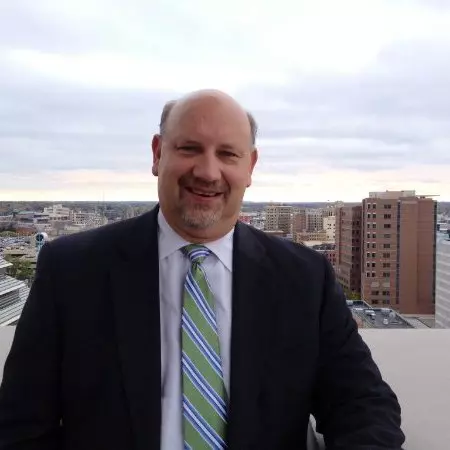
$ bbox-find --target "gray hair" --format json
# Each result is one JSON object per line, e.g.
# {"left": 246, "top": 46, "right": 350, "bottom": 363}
{"left": 159, "top": 100, "right": 258, "bottom": 145}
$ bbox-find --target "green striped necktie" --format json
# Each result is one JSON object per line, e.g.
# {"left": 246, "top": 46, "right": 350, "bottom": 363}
{"left": 181, "top": 244, "right": 228, "bottom": 450}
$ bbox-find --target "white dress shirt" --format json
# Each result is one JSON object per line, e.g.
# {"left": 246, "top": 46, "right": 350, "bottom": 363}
{"left": 158, "top": 211, "right": 233, "bottom": 450}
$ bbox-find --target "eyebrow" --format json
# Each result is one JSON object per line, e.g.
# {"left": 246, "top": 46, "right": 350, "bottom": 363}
{"left": 177, "top": 140, "right": 238, "bottom": 151}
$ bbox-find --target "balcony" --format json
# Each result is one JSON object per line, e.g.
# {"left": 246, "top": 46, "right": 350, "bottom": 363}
{"left": 1, "top": 327, "right": 449, "bottom": 449}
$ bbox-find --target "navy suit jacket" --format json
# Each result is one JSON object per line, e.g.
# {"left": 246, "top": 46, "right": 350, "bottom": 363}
{"left": 0, "top": 206, "right": 405, "bottom": 449}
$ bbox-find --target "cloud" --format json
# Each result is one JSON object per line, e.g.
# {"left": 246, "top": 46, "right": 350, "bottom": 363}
{"left": 1, "top": 0, "right": 450, "bottom": 201}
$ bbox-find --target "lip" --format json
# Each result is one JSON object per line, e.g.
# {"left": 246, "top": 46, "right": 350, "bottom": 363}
{"left": 184, "top": 187, "right": 224, "bottom": 202}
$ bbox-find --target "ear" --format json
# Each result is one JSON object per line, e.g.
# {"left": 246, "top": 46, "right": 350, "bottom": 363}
{"left": 151, "top": 134, "right": 162, "bottom": 176}
{"left": 246, "top": 148, "right": 258, "bottom": 188}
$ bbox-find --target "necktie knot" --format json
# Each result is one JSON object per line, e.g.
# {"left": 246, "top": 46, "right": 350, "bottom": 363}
{"left": 183, "top": 244, "right": 211, "bottom": 264}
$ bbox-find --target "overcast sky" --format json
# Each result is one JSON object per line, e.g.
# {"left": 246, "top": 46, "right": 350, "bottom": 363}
{"left": 1, "top": 0, "right": 449, "bottom": 202}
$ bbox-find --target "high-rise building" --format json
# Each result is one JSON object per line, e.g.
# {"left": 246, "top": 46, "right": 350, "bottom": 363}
{"left": 361, "top": 191, "right": 436, "bottom": 314}
{"left": 306, "top": 209, "right": 323, "bottom": 232}
{"left": 264, "top": 204, "right": 292, "bottom": 236}
{"left": 335, "top": 206, "right": 362, "bottom": 296}
{"left": 436, "top": 238, "right": 450, "bottom": 328}
{"left": 292, "top": 209, "right": 307, "bottom": 234}
{"left": 323, "top": 215, "right": 336, "bottom": 241}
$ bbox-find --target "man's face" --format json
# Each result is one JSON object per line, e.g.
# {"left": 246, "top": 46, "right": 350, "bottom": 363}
{"left": 152, "top": 96, "right": 258, "bottom": 241}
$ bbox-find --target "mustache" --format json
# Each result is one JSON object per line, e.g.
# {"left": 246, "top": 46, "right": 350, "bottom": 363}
{"left": 179, "top": 175, "right": 229, "bottom": 193}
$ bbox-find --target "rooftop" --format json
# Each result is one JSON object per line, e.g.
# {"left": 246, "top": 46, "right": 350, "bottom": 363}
{"left": 347, "top": 300, "right": 414, "bottom": 329}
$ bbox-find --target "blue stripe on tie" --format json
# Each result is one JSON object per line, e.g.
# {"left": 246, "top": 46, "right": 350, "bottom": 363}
{"left": 183, "top": 396, "right": 226, "bottom": 449}
{"left": 186, "top": 273, "right": 217, "bottom": 330}
{"left": 182, "top": 312, "right": 222, "bottom": 375}
{"left": 182, "top": 353, "right": 227, "bottom": 419}
{"left": 183, "top": 401, "right": 217, "bottom": 448}
{"left": 198, "top": 264, "right": 214, "bottom": 293}
{"left": 184, "top": 443, "right": 192, "bottom": 450}
{"left": 187, "top": 248, "right": 211, "bottom": 263}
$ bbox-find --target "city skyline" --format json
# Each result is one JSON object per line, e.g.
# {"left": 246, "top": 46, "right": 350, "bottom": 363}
{"left": 1, "top": 0, "right": 450, "bottom": 201}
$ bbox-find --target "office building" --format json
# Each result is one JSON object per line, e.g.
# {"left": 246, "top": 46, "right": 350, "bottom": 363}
{"left": 0, "top": 256, "right": 29, "bottom": 326}
{"left": 264, "top": 204, "right": 292, "bottom": 236}
{"left": 361, "top": 191, "right": 436, "bottom": 314}
{"left": 323, "top": 215, "right": 336, "bottom": 241}
{"left": 436, "top": 238, "right": 450, "bottom": 328}
{"left": 335, "top": 205, "right": 362, "bottom": 296}
{"left": 292, "top": 209, "right": 307, "bottom": 234}
{"left": 306, "top": 209, "right": 323, "bottom": 232}
{"left": 295, "top": 230, "right": 328, "bottom": 243}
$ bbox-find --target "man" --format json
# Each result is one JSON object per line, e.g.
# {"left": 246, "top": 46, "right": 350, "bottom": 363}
{"left": 0, "top": 90, "right": 405, "bottom": 449}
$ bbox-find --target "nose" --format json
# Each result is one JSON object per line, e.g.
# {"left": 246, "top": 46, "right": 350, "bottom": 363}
{"left": 191, "top": 150, "right": 222, "bottom": 183}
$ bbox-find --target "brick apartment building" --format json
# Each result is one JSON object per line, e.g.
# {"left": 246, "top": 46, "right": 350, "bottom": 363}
{"left": 361, "top": 191, "right": 436, "bottom": 314}
{"left": 335, "top": 206, "right": 362, "bottom": 295}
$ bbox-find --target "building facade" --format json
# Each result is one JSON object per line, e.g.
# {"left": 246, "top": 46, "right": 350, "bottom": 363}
{"left": 306, "top": 209, "right": 323, "bottom": 232}
{"left": 323, "top": 215, "right": 336, "bottom": 241}
{"left": 361, "top": 191, "right": 436, "bottom": 314}
{"left": 335, "top": 205, "right": 362, "bottom": 296}
{"left": 436, "top": 238, "right": 450, "bottom": 328}
{"left": 264, "top": 204, "right": 292, "bottom": 236}
{"left": 292, "top": 209, "right": 307, "bottom": 234}
{"left": 295, "top": 230, "right": 328, "bottom": 244}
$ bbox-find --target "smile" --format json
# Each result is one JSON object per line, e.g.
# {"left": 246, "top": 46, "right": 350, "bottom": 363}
{"left": 185, "top": 187, "right": 223, "bottom": 198}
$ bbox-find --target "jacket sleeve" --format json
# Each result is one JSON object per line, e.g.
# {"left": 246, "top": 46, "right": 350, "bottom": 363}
{"left": 311, "top": 256, "right": 405, "bottom": 450}
{"left": 0, "top": 243, "right": 61, "bottom": 449}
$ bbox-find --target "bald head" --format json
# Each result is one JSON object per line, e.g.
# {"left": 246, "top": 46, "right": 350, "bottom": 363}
{"left": 159, "top": 90, "right": 258, "bottom": 145}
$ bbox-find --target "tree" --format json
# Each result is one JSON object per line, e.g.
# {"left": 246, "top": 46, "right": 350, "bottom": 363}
{"left": 4, "top": 256, "right": 35, "bottom": 282}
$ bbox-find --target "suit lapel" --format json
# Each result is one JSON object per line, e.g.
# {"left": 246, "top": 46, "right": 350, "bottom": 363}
{"left": 227, "top": 223, "right": 276, "bottom": 449}
{"left": 110, "top": 207, "right": 161, "bottom": 450}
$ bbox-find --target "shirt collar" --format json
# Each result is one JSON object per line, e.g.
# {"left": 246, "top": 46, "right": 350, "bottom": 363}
{"left": 157, "top": 210, "right": 234, "bottom": 271}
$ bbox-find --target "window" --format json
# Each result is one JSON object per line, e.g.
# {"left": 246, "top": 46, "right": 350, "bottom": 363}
{"left": 367, "top": 262, "right": 371, "bottom": 268}
{"left": 366, "top": 272, "right": 370, "bottom": 278}
{"left": 383, "top": 262, "right": 391, "bottom": 268}
{"left": 383, "top": 272, "right": 390, "bottom": 278}
{"left": 372, "top": 262, "right": 376, "bottom": 268}
{"left": 382, "top": 290, "right": 390, "bottom": 296}
{"left": 372, "top": 252, "right": 376, "bottom": 257}
{"left": 367, "top": 213, "right": 371, "bottom": 219}
{"left": 367, "top": 223, "right": 371, "bottom": 229}
{"left": 372, "top": 243, "right": 376, "bottom": 249}
{"left": 368, "top": 204, "right": 371, "bottom": 209}
{"left": 372, "top": 223, "right": 377, "bottom": 229}
{"left": 383, "top": 243, "right": 391, "bottom": 249}
{"left": 382, "top": 252, "right": 391, "bottom": 258}
{"left": 372, "top": 299, "right": 379, "bottom": 305}
{"left": 384, "top": 234, "right": 391, "bottom": 238}
{"left": 384, "top": 224, "right": 391, "bottom": 229}
{"left": 367, "top": 243, "right": 371, "bottom": 249}
{"left": 371, "top": 290, "right": 379, "bottom": 296}
{"left": 382, "top": 299, "right": 391, "bottom": 305}
{"left": 367, "top": 252, "right": 371, "bottom": 258}
{"left": 384, "top": 204, "right": 392, "bottom": 209}
{"left": 367, "top": 233, "right": 371, "bottom": 239}
{"left": 372, "top": 204, "right": 377, "bottom": 209}
{"left": 384, "top": 214, "right": 391, "bottom": 219}
{"left": 372, "top": 233, "right": 376, "bottom": 239}
{"left": 373, "top": 213, "right": 377, "bottom": 219}
{"left": 371, "top": 272, "right": 376, "bottom": 278}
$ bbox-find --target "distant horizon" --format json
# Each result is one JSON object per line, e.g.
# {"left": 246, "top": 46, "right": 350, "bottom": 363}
{"left": 1, "top": 199, "right": 449, "bottom": 205}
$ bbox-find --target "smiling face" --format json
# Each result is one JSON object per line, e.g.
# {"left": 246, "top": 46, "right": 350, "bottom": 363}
{"left": 152, "top": 92, "right": 258, "bottom": 242}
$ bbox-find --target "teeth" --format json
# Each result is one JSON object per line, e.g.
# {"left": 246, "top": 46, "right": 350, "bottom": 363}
{"left": 191, "top": 189, "right": 216, "bottom": 196}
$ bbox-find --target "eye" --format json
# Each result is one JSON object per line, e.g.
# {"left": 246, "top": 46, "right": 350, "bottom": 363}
{"left": 220, "top": 150, "right": 239, "bottom": 158}
{"left": 177, "top": 146, "right": 199, "bottom": 153}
